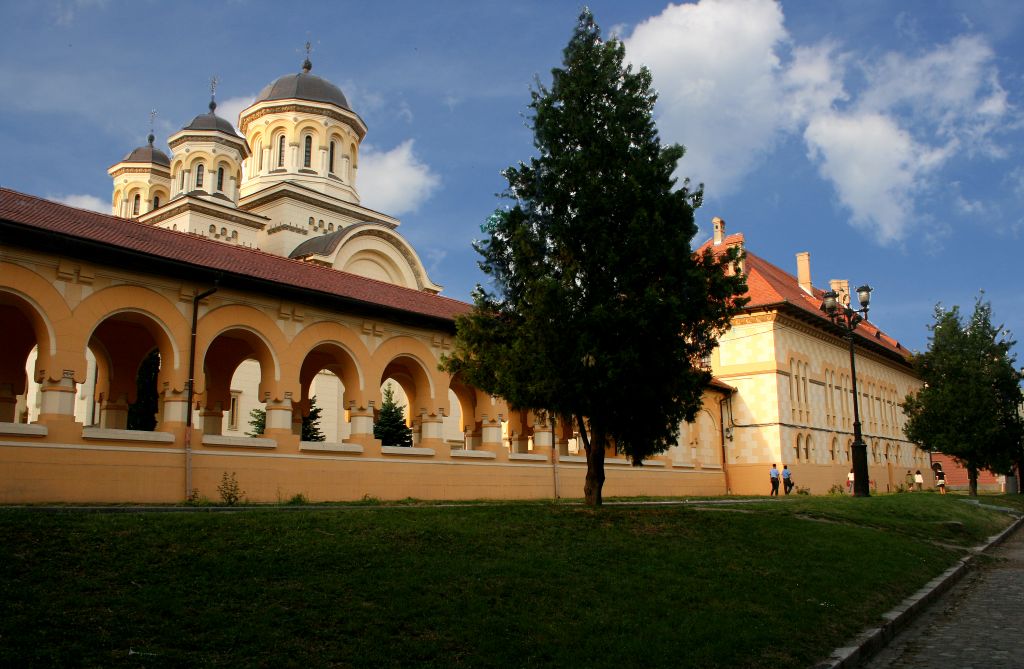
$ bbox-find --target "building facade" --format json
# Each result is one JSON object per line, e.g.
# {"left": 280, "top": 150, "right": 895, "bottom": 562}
{"left": 0, "top": 61, "right": 929, "bottom": 503}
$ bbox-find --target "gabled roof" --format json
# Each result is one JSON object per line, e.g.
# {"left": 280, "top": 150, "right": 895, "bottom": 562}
{"left": 696, "top": 234, "right": 911, "bottom": 361}
{"left": 1, "top": 188, "right": 469, "bottom": 325}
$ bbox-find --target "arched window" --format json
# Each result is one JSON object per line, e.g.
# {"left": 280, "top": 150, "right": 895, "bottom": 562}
{"left": 303, "top": 135, "right": 312, "bottom": 168}
{"left": 329, "top": 140, "right": 336, "bottom": 173}
{"left": 217, "top": 167, "right": 225, "bottom": 191}
{"left": 256, "top": 141, "right": 264, "bottom": 172}
{"left": 195, "top": 164, "right": 205, "bottom": 189}
{"left": 277, "top": 135, "right": 286, "bottom": 168}
{"left": 132, "top": 194, "right": 140, "bottom": 216}
{"left": 152, "top": 195, "right": 160, "bottom": 209}
{"left": 308, "top": 217, "right": 315, "bottom": 227}
{"left": 179, "top": 171, "right": 185, "bottom": 190}
{"left": 795, "top": 434, "right": 802, "bottom": 462}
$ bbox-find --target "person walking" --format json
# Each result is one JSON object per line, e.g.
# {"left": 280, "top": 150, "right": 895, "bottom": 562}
{"left": 782, "top": 465, "right": 793, "bottom": 495}
{"left": 769, "top": 464, "right": 780, "bottom": 496}
{"left": 936, "top": 467, "right": 946, "bottom": 494}
{"left": 905, "top": 469, "right": 914, "bottom": 491}
{"left": 914, "top": 469, "right": 924, "bottom": 491}
{"left": 847, "top": 468, "right": 855, "bottom": 492}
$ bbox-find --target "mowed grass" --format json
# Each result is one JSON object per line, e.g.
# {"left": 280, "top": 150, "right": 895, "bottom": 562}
{"left": 0, "top": 494, "right": 1018, "bottom": 668}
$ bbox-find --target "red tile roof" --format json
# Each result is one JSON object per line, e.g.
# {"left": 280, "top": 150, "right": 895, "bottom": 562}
{"left": 0, "top": 188, "right": 470, "bottom": 324}
{"left": 696, "top": 234, "right": 911, "bottom": 360}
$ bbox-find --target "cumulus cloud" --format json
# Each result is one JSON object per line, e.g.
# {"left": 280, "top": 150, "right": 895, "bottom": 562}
{"left": 620, "top": 0, "right": 1012, "bottom": 246}
{"left": 358, "top": 140, "right": 441, "bottom": 215}
{"left": 215, "top": 96, "right": 254, "bottom": 133}
{"left": 49, "top": 193, "right": 108, "bottom": 213}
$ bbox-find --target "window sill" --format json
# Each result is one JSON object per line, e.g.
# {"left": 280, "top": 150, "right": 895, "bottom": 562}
{"left": 299, "top": 441, "right": 363, "bottom": 454}
{"left": 451, "top": 449, "right": 497, "bottom": 459}
{"left": 83, "top": 427, "right": 174, "bottom": 443}
{"left": 0, "top": 422, "right": 48, "bottom": 437}
{"left": 202, "top": 435, "right": 276, "bottom": 449}
{"left": 381, "top": 446, "right": 435, "bottom": 457}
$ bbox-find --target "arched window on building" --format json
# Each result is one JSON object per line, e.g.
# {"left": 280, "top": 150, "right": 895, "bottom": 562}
{"left": 217, "top": 167, "right": 225, "bottom": 192}
{"left": 804, "top": 434, "right": 811, "bottom": 462}
{"left": 329, "top": 140, "right": 336, "bottom": 174}
{"left": 179, "top": 170, "right": 185, "bottom": 190}
{"left": 152, "top": 195, "right": 160, "bottom": 210}
{"left": 256, "top": 140, "right": 264, "bottom": 172}
{"left": 277, "top": 135, "right": 286, "bottom": 168}
{"left": 303, "top": 135, "right": 313, "bottom": 168}
{"left": 795, "top": 434, "right": 802, "bottom": 463}
{"left": 195, "top": 164, "right": 205, "bottom": 189}
{"left": 132, "top": 194, "right": 140, "bottom": 216}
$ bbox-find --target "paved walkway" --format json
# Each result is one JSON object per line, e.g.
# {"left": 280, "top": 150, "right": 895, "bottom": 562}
{"left": 863, "top": 523, "right": 1024, "bottom": 668}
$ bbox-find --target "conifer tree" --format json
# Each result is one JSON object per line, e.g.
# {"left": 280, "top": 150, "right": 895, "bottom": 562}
{"left": 301, "top": 396, "right": 326, "bottom": 442}
{"left": 374, "top": 383, "right": 413, "bottom": 447}
{"left": 443, "top": 10, "right": 747, "bottom": 505}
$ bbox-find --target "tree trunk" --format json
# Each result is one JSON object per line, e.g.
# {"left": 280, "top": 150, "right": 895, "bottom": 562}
{"left": 579, "top": 415, "right": 605, "bottom": 506}
{"left": 968, "top": 464, "right": 978, "bottom": 497}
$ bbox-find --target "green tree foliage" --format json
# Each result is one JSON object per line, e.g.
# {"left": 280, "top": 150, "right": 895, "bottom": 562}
{"left": 374, "top": 383, "right": 413, "bottom": 447}
{"left": 247, "top": 396, "right": 326, "bottom": 441}
{"left": 126, "top": 349, "right": 160, "bottom": 431}
{"left": 902, "top": 297, "right": 1023, "bottom": 495}
{"left": 247, "top": 407, "right": 266, "bottom": 437}
{"left": 301, "top": 396, "right": 326, "bottom": 442}
{"left": 442, "top": 10, "right": 748, "bottom": 505}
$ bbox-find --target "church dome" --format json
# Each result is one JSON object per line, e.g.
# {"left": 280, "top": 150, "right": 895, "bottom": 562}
{"left": 122, "top": 136, "right": 170, "bottom": 167}
{"left": 254, "top": 59, "right": 350, "bottom": 110}
{"left": 182, "top": 100, "right": 242, "bottom": 137}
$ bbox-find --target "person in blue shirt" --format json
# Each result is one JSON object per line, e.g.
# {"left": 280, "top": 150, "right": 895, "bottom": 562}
{"left": 769, "top": 464, "right": 780, "bottom": 496}
{"left": 782, "top": 465, "right": 793, "bottom": 494}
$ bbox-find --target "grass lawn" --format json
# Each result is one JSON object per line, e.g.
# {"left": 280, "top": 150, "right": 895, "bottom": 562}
{"left": 1, "top": 493, "right": 1019, "bottom": 668}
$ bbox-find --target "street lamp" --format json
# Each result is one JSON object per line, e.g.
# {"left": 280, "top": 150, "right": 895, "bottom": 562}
{"left": 821, "top": 285, "right": 873, "bottom": 497}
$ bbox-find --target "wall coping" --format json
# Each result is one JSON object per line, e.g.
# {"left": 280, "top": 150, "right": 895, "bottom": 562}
{"left": 509, "top": 452, "right": 548, "bottom": 462}
{"left": 82, "top": 427, "right": 174, "bottom": 443}
{"left": 0, "top": 422, "right": 48, "bottom": 437}
{"left": 381, "top": 445, "right": 435, "bottom": 457}
{"left": 299, "top": 441, "right": 363, "bottom": 454}
{"left": 202, "top": 434, "right": 277, "bottom": 449}
{"left": 450, "top": 449, "right": 497, "bottom": 459}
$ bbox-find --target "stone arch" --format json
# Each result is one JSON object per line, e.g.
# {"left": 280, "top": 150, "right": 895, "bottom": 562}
{"left": 371, "top": 336, "right": 445, "bottom": 417}
{"left": 195, "top": 304, "right": 290, "bottom": 401}
{"left": 289, "top": 321, "right": 370, "bottom": 402}
{"left": 1, "top": 263, "right": 81, "bottom": 382}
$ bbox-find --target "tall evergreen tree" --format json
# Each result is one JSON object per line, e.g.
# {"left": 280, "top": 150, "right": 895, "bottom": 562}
{"left": 301, "top": 396, "right": 326, "bottom": 442}
{"left": 902, "top": 297, "right": 1023, "bottom": 495}
{"left": 442, "top": 10, "right": 747, "bottom": 505}
{"left": 374, "top": 383, "right": 413, "bottom": 447}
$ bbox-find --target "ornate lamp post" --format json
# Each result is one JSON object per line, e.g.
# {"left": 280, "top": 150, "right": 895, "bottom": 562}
{"left": 822, "top": 285, "right": 873, "bottom": 497}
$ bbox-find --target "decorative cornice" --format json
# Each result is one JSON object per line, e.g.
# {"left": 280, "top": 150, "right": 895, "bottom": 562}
{"left": 168, "top": 133, "right": 248, "bottom": 156}
{"left": 141, "top": 198, "right": 268, "bottom": 230}
{"left": 109, "top": 166, "right": 171, "bottom": 179}
{"left": 239, "top": 103, "right": 368, "bottom": 139}
{"left": 240, "top": 185, "right": 395, "bottom": 228}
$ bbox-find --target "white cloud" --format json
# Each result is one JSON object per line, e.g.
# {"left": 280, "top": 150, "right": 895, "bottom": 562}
{"left": 358, "top": 140, "right": 440, "bottom": 215}
{"left": 621, "top": 0, "right": 1012, "bottom": 246}
{"left": 49, "top": 193, "right": 108, "bottom": 213}
{"left": 215, "top": 96, "right": 254, "bottom": 133}
{"left": 624, "top": 0, "right": 791, "bottom": 195}
{"left": 52, "top": 0, "right": 108, "bottom": 27}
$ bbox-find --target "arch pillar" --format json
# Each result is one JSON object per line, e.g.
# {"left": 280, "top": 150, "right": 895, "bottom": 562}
{"left": 0, "top": 382, "right": 17, "bottom": 422}
{"left": 98, "top": 393, "right": 130, "bottom": 429}
{"left": 347, "top": 402, "right": 381, "bottom": 455}
{"left": 479, "top": 413, "right": 508, "bottom": 462}
{"left": 532, "top": 414, "right": 553, "bottom": 456}
{"left": 264, "top": 397, "right": 298, "bottom": 451}
{"left": 416, "top": 410, "right": 449, "bottom": 458}
{"left": 38, "top": 373, "right": 78, "bottom": 423}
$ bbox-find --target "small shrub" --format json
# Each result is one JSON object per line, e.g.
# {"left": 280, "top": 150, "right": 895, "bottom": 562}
{"left": 795, "top": 485, "right": 810, "bottom": 496}
{"left": 287, "top": 493, "right": 309, "bottom": 506}
{"left": 828, "top": 483, "right": 845, "bottom": 496}
{"left": 218, "top": 472, "right": 245, "bottom": 506}
{"left": 186, "top": 488, "right": 201, "bottom": 504}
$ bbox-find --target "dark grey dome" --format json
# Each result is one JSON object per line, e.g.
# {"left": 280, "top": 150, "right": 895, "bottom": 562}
{"left": 182, "top": 110, "right": 241, "bottom": 137}
{"left": 122, "top": 143, "right": 170, "bottom": 167}
{"left": 255, "top": 68, "right": 350, "bottom": 110}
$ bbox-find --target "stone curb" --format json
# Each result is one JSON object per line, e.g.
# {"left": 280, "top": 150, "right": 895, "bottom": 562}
{"left": 813, "top": 513, "right": 1024, "bottom": 669}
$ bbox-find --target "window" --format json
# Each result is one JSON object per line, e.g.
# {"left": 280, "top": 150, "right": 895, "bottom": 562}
{"left": 217, "top": 167, "right": 225, "bottom": 191}
{"left": 303, "top": 135, "right": 312, "bottom": 168}
{"left": 256, "top": 141, "right": 264, "bottom": 172}
{"left": 228, "top": 392, "right": 241, "bottom": 431}
{"left": 329, "top": 140, "right": 336, "bottom": 173}
{"left": 277, "top": 135, "right": 285, "bottom": 167}
{"left": 132, "top": 194, "right": 140, "bottom": 216}
{"left": 179, "top": 171, "right": 185, "bottom": 190}
{"left": 152, "top": 195, "right": 160, "bottom": 209}
{"left": 195, "top": 164, "right": 205, "bottom": 189}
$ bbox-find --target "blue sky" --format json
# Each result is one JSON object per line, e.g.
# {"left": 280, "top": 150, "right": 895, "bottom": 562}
{"left": 2, "top": 0, "right": 1023, "bottom": 359}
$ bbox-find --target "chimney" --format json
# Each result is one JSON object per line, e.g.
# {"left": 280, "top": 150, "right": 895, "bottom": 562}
{"left": 796, "top": 252, "right": 812, "bottom": 294}
{"left": 829, "top": 279, "right": 851, "bottom": 307}
{"left": 712, "top": 217, "right": 725, "bottom": 245}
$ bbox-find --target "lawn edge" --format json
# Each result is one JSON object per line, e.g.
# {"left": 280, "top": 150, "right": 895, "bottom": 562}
{"left": 814, "top": 512, "right": 1024, "bottom": 669}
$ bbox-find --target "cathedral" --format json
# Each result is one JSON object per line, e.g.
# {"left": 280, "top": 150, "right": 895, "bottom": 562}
{"left": 0, "top": 58, "right": 931, "bottom": 503}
